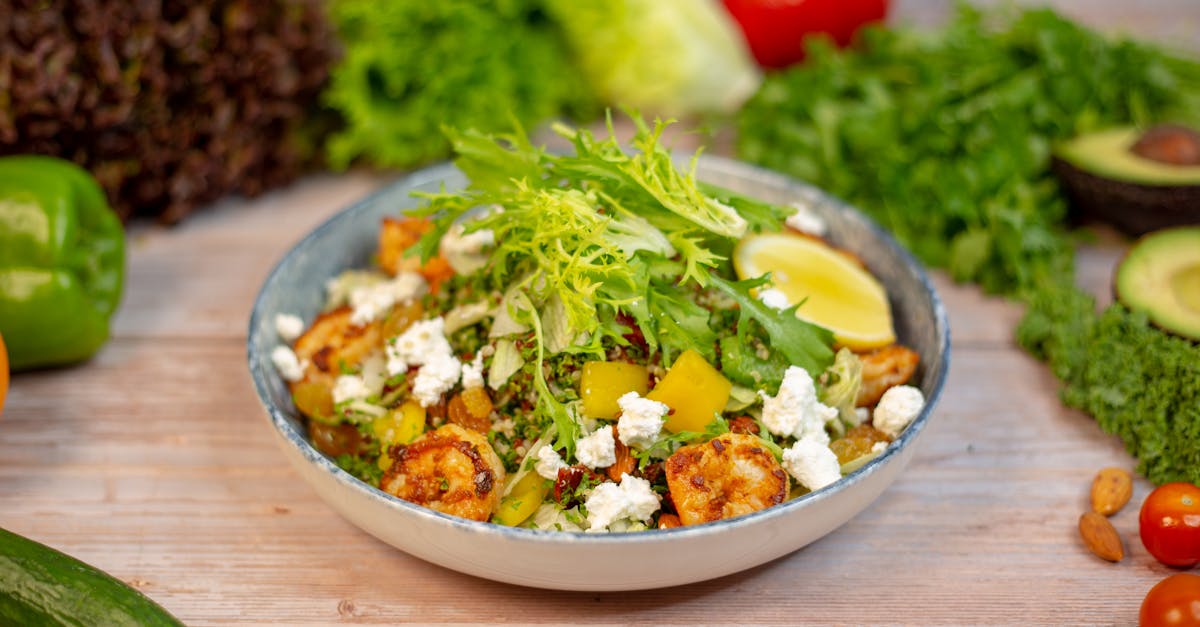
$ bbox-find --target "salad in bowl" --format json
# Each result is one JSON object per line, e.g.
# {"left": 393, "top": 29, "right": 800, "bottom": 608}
{"left": 265, "top": 116, "right": 928, "bottom": 535}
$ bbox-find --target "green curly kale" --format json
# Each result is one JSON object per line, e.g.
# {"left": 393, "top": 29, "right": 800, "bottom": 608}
{"left": 1017, "top": 284, "right": 1200, "bottom": 485}
{"left": 322, "top": 0, "right": 596, "bottom": 169}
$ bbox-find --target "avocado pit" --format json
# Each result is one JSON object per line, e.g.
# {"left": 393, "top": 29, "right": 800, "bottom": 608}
{"left": 1130, "top": 124, "right": 1200, "bottom": 166}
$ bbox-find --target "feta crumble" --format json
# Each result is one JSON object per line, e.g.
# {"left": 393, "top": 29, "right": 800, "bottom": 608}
{"left": 760, "top": 366, "right": 838, "bottom": 445}
{"left": 758, "top": 288, "right": 790, "bottom": 311}
{"left": 873, "top": 385, "right": 925, "bottom": 438}
{"left": 782, "top": 438, "right": 842, "bottom": 491}
{"left": 332, "top": 374, "right": 371, "bottom": 404}
{"left": 386, "top": 317, "right": 454, "bottom": 375}
{"left": 410, "top": 351, "right": 462, "bottom": 407}
{"left": 785, "top": 203, "right": 828, "bottom": 236}
{"left": 583, "top": 474, "right": 661, "bottom": 532}
{"left": 270, "top": 346, "right": 306, "bottom": 382}
{"left": 616, "top": 392, "right": 667, "bottom": 450}
{"left": 575, "top": 427, "right": 617, "bottom": 469}
{"left": 274, "top": 313, "right": 304, "bottom": 343}
{"left": 535, "top": 446, "right": 568, "bottom": 481}
{"left": 460, "top": 351, "right": 485, "bottom": 389}
{"left": 349, "top": 272, "right": 426, "bottom": 326}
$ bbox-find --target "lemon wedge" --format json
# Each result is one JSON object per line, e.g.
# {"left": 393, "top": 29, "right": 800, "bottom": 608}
{"left": 733, "top": 232, "right": 896, "bottom": 350}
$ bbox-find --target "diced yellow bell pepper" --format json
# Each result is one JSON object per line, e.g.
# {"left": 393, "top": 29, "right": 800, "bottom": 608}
{"left": 647, "top": 349, "right": 732, "bottom": 433}
{"left": 374, "top": 401, "right": 427, "bottom": 471}
{"left": 493, "top": 471, "right": 551, "bottom": 527}
{"left": 580, "top": 361, "right": 649, "bottom": 419}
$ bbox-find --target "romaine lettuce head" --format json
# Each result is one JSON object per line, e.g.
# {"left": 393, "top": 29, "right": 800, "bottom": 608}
{"left": 546, "top": 0, "right": 760, "bottom": 116}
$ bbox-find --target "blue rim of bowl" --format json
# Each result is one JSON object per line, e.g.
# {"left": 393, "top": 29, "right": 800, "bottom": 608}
{"left": 247, "top": 155, "right": 951, "bottom": 545}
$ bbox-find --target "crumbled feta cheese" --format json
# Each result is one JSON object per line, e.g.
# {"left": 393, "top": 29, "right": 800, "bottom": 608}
{"left": 871, "top": 441, "right": 888, "bottom": 454}
{"left": 785, "top": 203, "right": 828, "bottom": 236}
{"left": 575, "top": 427, "right": 617, "bottom": 469}
{"left": 332, "top": 374, "right": 371, "bottom": 404}
{"left": 854, "top": 407, "right": 870, "bottom": 425}
{"left": 616, "top": 392, "right": 667, "bottom": 450}
{"left": 782, "top": 438, "right": 842, "bottom": 491}
{"left": 758, "top": 288, "right": 790, "bottom": 311}
{"left": 535, "top": 446, "right": 567, "bottom": 481}
{"left": 873, "top": 385, "right": 925, "bottom": 438}
{"left": 386, "top": 317, "right": 454, "bottom": 375}
{"left": 271, "top": 346, "right": 306, "bottom": 382}
{"left": 584, "top": 474, "right": 661, "bottom": 532}
{"left": 760, "top": 366, "right": 838, "bottom": 445}
{"left": 460, "top": 351, "right": 485, "bottom": 389}
{"left": 274, "top": 313, "right": 304, "bottom": 343}
{"left": 410, "top": 351, "right": 462, "bottom": 407}
{"left": 349, "top": 272, "right": 426, "bottom": 326}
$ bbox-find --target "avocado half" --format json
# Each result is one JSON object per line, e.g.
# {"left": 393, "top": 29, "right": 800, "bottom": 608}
{"left": 1052, "top": 126, "right": 1200, "bottom": 236}
{"left": 1115, "top": 226, "right": 1200, "bottom": 340}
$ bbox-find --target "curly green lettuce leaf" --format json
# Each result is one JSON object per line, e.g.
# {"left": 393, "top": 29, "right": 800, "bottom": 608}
{"left": 322, "top": 0, "right": 596, "bottom": 169}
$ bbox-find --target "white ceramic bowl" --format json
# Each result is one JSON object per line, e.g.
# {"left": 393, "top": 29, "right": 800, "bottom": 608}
{"left": 247, "top": 156, "right": 950, "bottom": 591}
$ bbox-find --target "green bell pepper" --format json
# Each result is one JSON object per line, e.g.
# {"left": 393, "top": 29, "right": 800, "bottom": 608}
{"left": 0, "top": 156, "right": 125, "bottom": 371}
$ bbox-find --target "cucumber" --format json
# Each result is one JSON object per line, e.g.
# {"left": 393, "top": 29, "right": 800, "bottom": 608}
{"left": 0, "top": 527, "right": 184, "bottom": 626}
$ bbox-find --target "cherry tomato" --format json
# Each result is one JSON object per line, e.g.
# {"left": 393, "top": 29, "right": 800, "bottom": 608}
{"left": 721, "top": 0, "right": 889, "bottom": 69}
{"left": 1140, "top": 482, "right": 1200, "bottom": 568}
{"left": 1140, "top": 573, "right": 1200, "bottom": 627}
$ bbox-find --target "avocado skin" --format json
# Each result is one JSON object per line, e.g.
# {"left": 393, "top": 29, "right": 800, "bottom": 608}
{"left": 1052, "top": 126, "right": 1200, "bottom": 236}
{"left": 1053, "top": 156, "right": 1200, "bottom": 235}
{"left": 1114, "top": 226, "right": 1200, "bottom": 341}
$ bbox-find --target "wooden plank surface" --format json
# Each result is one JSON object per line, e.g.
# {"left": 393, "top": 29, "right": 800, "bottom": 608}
{"left": 2, "top": 3, "right": 1198, "bottom": 625}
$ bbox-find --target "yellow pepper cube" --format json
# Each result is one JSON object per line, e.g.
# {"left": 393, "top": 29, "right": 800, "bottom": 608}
{"left": 493, "top": 472, "right": 551, "bottom": 527}
{"left": 373, "top": 401, "right": 426, "bottom": 447}
{"left": 647, "top": 349, "right": 732, "bottom": 433}
{"left": 580, "top": 361, "right": 649, "bottom": 419}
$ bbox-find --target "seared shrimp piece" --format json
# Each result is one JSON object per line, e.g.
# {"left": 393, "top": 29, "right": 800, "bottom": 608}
{"left": 378, "top": 217, "right": 454, "bottom": 288}
{"left": 290, "top": 306, "right": 384, "bottom": 389}
{"left": 665, "top": 433, "right": 790, "bottom": 526}
{"left": 381, "top": 424, "right": 506, "bottom": 522}
{"left": 856, "top": 344, "right": 919, "bottom": 407}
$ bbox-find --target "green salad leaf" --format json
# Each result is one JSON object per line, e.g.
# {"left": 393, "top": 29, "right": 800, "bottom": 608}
{"left": 322, "top": 0, "right": 596, "bottom": 169}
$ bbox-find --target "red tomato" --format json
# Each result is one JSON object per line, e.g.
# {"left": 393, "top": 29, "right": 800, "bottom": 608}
{"left": 1140, "top": 482, "right": 1200, "bottom": 568}
{"left": 1140, "top": 573, "right": 1200, "bottom": 627}
{"left": 721, "top": 0, "right": 889, "bottom": 69}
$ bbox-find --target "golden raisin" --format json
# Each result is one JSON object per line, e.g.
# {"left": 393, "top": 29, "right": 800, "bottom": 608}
{"left": 447, "top": 393, "right": 491, "bottom": 433}
{"left": 829, "top": 424, "right": 892, "bottom": 465}
{"left": 657, "top": 513, "right": 682, "bottom": 530}
{"left": 460, "top": 385, "right": 494, "bottom": 420}
{"left": 291, "top": 381, "right": 334, "bottom": 420}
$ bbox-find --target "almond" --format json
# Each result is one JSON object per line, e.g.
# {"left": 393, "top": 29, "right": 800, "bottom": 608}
{"left": 1090, "top": 467, "right": 1133, "bottom": 516}
{"left": 1078, "top": 511, "right": 1124, "bottom": 562}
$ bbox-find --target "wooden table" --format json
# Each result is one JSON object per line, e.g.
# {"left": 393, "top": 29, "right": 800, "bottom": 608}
{"left": 3, "top": 4, "right": 1198, "bottom": 625}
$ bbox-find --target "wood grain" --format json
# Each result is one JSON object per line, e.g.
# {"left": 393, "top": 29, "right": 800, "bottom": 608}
{"left": 2, "top": 3, "right": 1197, "bottom": 625}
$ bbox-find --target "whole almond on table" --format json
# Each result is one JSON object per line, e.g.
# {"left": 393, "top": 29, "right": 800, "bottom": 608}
{"left": 1078, "top": 511, "right": 1125, "bottom": 562}
{"left": 1090, "top": 467, "right": 1133, "bottom": 516}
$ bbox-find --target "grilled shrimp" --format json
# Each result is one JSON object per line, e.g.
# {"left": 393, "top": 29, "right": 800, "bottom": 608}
{"left": 856, "top": 344, "right": 919, "bottom": 407}
{"left": 290, "top": 306, "right": 384, "bottom": 388}
{"left": 378, "top": 217, "right": 454, "bottom": 288}
{"left": 381, "top": 424, "right": 506, "bottom": 522}
{"left": 664, "top": 433, "right": 790, "bottom": 526}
